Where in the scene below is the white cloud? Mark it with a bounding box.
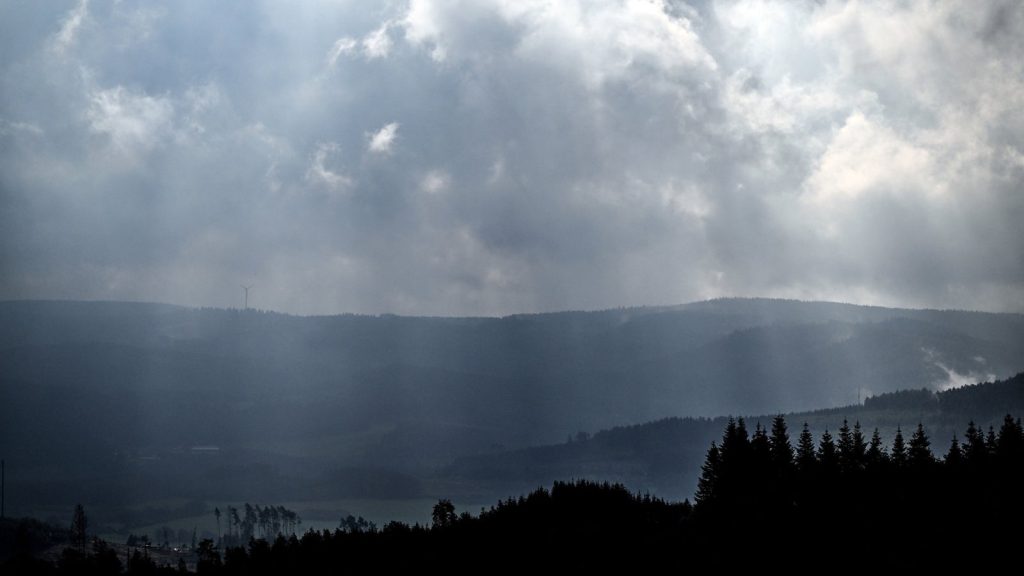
[804,112,940,204]
[86,85,174,157]
[402,0,447,61]
[52,0,89,55]
[0,118,43,137]
[180,83,224,136]
[327,22,394,66]
[306,142,353,193]
[922,348,997,391]
[362,23,394,59]
[402,0,717,85]
[366,122,399,155]
[102,3,167,50]
[327,37,358,66]
[420,169,450,194]
[660,181,711,220]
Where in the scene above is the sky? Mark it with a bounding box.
[1,0,1022,316]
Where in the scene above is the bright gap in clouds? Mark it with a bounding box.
[367,122,400,155]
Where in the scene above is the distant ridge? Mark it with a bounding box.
[443,372,1024,500]
[4,295,1019,319]
[1,298,1023,516]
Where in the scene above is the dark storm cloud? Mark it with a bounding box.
[1,0,1022,314]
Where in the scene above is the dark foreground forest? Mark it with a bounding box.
[5,413,1023,572]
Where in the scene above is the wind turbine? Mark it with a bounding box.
[242,285,253,310]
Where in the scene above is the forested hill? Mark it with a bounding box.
[10,413,1023,572]
[442,372,1024,501]
[2,298,1023,515]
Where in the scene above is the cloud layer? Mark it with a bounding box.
[1,0,1022,315]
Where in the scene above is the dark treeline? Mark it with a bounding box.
[861,373,1024,415]
[5,414,1023,572]
[214,504,301,549]
[192,483,693,573]
[691,413,1024,559]
[446,372,1024,501]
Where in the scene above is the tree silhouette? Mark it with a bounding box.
[796,423,816,473]
[908,423,934,468]
[986,426,998,455]
[719,417,750,467]
[866,428,888,468]
[891,426,907,468]
[27,414,1024,571]
[751,422,771,473]
[817,429,837,474]
[851,422,867,470]
[214,507,222,546]
[340,514,374,533]
[944,434,962,467]
[695,442,720,506]
[996,414,1024,462]
[432,499,457,529]
[70,504,87,553]
[837,420,854,471]
[963,421,987,466]
[196,538,221,573]
[243,504,256,540]
[230,506,241,543]
[769,415,794,472]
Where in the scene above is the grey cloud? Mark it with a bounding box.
[1,0,1022,315]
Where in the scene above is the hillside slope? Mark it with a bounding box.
[1,298,1023,515]
[442,373,1024,501]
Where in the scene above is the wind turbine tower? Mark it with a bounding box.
[242,285,253,310]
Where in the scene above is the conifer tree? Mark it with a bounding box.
[714,417,752,503]
[769,415,794,472]
[891,427,907,468]
[751,423,771,470]
[986,426,998,456]
[796,423,816,473]
[70,504,88,553]
[944,434,963,468]
[851,422,867,469]
[837,420,854,471]
[908,423,934,467]
[735,418,750,450]
[719,417,751,471]
[818,429,837,473]
[996,414,1024,461]
[695,442,720,506]
[963,421,987,466]
[719,418,737,459]
[866,428,888,469]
